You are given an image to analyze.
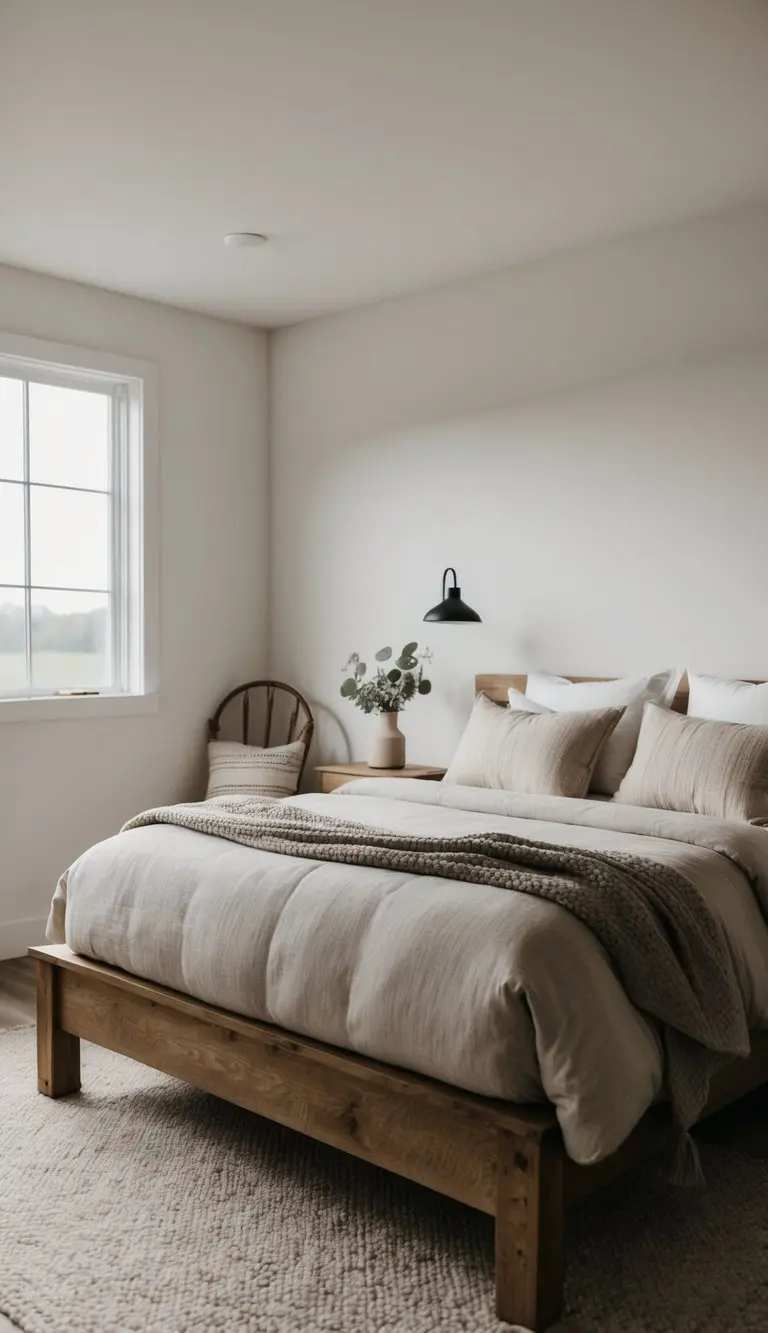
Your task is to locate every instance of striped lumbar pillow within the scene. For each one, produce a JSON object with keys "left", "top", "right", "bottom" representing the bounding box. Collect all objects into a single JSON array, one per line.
[
  {"left": 615, "top": 703, "right": 768, "bottom": 823},
  {"left": 206, "top": 739, "right": 305, "bottom": 800}
]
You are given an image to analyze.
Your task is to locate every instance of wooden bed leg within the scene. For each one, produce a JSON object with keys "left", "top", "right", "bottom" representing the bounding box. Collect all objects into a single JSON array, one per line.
[
  {"left": 36, "top": 959, "right": 81, "bottom": 1097},
  {"left": 495, "top": 1125, "right": 565, "bottom": 1331}
]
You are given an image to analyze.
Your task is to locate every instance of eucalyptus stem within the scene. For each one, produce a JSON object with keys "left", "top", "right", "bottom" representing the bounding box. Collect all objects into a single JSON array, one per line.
[{"left": 340, "top": 642, "right": 433, "bottom": 715}]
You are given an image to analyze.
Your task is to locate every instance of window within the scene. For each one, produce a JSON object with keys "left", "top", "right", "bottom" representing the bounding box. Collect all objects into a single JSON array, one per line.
[{"left": 0, "top": 333, "right": 158, "bottom": 714}]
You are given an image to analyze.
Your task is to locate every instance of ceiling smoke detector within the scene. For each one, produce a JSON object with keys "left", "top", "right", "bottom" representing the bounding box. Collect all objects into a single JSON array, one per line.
[{"left": 223, "top": 233, "right": 268, "bottom": 248}]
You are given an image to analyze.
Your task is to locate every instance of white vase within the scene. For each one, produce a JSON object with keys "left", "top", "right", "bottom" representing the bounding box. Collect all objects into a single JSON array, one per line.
[{"left": 369, "top": 711, "right": 406, "bottom": 769}]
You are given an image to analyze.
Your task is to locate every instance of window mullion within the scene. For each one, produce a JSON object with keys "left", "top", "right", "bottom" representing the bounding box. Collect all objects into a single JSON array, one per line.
[
  {"left": 111, "top": 386, "right": 127, "bottom": 693},
  {"left": 22, "top": 380, "right": 32, "bottom": 690}
]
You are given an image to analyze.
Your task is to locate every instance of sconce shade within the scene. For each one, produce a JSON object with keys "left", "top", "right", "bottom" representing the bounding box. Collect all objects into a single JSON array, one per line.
[{"left": 423, "top": 567, "right": 482, "bottom": 623}]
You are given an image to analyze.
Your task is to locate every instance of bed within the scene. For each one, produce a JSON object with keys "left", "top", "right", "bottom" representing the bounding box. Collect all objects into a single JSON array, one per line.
[{"left": 32, "top": 673, "right": 768, "bottom": 1331}]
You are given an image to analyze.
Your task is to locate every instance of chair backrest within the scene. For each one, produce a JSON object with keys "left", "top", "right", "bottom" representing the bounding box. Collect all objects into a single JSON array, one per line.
[{"left": 207, "top": 680, "right": 314, "bottom": 789}]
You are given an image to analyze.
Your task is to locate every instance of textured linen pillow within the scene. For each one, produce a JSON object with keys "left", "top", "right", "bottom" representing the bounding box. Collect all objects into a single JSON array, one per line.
[
  {"left": 207, "top": 739, "right": 305, "bottom": 799},
  {"left": 688, "top": 673, "right": 768, "bottom": 725},
  {"left": 614, "top": 703, "right": 768, "bottom": 823},
  {"left": 444, "top": 693, "right": 624, "bottom": 797},
  {"left": 523, "top": 669, "right": 682, "bottom": 796}
]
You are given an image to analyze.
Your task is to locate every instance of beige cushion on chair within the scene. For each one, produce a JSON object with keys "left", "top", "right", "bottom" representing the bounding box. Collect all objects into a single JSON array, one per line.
[
  {"left": 206, "top": 739, "right": 305, "bottom": 799},
  {"left": 615, "top": 703, "right": 768, "bottom": 823},
  {"left": 444, "top": 693, "right": 624, "bottom": 798}
]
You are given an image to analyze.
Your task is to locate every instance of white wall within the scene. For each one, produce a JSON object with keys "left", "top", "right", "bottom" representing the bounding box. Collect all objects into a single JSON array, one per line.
[
  {"left": 269, "top": 202, "right": 768, "bottom": 770},
  {"left": 0, "top": 265, "right": 268, "bottom": 957}
]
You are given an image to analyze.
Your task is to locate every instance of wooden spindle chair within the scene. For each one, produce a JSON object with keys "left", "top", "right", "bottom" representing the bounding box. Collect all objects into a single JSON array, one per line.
[{"left": 207, "top": 681, "right": 314, "bottom": 792}]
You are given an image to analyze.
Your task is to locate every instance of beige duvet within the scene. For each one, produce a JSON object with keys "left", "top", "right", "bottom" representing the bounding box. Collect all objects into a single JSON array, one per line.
[{"left": 48, "top": 780, "right": 768, "bottom": 1165}]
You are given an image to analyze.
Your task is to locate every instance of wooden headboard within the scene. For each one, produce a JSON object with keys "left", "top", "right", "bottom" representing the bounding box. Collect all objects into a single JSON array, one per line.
[{"left": 475, "top": 673, "right": 691, "bottom": 713}]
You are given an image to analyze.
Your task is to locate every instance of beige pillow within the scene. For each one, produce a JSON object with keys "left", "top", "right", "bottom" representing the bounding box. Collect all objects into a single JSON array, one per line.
[
  {"left": 444, "top": 694, "right": 624, "bottom": 798},
  {"left": 522, "top": 668, "right": 682, "bottom": 795},
  {"left": 207, "top": 739, "right": 305, "bottom": 799},
  {"left": 614, "top": 703, "right": 768, "bottom": 823}
]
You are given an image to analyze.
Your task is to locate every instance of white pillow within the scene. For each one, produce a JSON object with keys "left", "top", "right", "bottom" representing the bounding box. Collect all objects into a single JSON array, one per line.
[
  {"left": 688, "top": 673, "right": 768, "bottom": 725},
  {"left": 506, "top": 686, "right": 549, "bottom": 715},
  {"left": 207, "top": 739, "right": 305, "bottom": 799},
  {"left": 519, "top": 669, "right": 682, "bottom": 796}
]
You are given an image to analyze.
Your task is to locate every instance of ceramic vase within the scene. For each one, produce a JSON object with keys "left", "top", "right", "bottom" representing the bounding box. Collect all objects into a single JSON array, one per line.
[{"left": 369, "top": 710, "right": 406, "bottom": 769}]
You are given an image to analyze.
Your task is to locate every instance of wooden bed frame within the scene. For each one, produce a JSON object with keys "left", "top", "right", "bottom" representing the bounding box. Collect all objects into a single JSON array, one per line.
[
  {"left": 476, "top": 670, "right": 694, "bottom": 712},
  {"left": 30, "top": 670, "right": 768, "bottom": 1330}
]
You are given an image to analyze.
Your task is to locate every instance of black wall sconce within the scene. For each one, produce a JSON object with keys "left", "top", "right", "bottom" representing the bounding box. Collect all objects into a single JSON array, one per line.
[{"left": 423, "top": 567, "right": 482, "bottom": 623}]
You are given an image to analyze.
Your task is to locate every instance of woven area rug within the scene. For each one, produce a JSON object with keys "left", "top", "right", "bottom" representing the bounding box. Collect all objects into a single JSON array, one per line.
[{"left": 1, "top": 1029, "right": 766, "bottom": 1332}]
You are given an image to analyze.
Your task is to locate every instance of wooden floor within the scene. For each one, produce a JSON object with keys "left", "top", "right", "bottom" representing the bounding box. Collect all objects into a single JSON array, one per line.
[
  {"left": 0, "top": 962, "right": 37, "bottom": 1333},
  {"left": 0, "top": 960, "right": 38, "bottom": 1332},
  {"left": 0, "top": 956, "right": 35, "bottom": 1028},
  {"left": 1, "top": 954, "right": 766, "bottom": 1157}
]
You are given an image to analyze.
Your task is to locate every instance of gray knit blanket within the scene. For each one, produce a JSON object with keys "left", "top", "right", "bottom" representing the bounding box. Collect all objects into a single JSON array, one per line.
[{"left": 123, "top": 795, "right": 750, "bottom": 1171}]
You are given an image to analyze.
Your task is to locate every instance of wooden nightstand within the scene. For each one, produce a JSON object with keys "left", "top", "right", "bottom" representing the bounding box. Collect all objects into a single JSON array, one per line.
[{"left": 315, "top": 762, "right": 446, "bottom": 794}]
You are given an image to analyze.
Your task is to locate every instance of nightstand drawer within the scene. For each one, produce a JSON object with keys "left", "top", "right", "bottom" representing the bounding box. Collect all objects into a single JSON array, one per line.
[{"left": 319, "top": 772, "right": 358, "bottom": 794}]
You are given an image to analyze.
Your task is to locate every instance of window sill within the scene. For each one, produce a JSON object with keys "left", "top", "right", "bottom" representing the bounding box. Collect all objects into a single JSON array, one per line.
[{"left": 0, "top": 693, "right": 160, "bottom": 723}]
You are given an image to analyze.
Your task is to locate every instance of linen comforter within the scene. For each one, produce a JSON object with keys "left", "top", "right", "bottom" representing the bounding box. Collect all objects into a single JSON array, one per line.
[{"left": 47, "top": 780, "right": 768, "bottom": 1166}]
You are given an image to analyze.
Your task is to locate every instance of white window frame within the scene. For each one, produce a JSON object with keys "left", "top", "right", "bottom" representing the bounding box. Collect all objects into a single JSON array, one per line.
[{"left": 0, "top": 330, "right": 159, "bottom": 722}]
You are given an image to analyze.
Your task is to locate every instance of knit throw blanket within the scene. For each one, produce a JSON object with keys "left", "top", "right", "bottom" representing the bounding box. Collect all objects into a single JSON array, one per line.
[{"left": 123, "top": 796, "right": 751, "bottom": 1178}]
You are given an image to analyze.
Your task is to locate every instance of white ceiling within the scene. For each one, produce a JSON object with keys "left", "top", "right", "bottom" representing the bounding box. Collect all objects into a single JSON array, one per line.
[{"left": 2, "top": 0, "right": 767, "bottom": 327}]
